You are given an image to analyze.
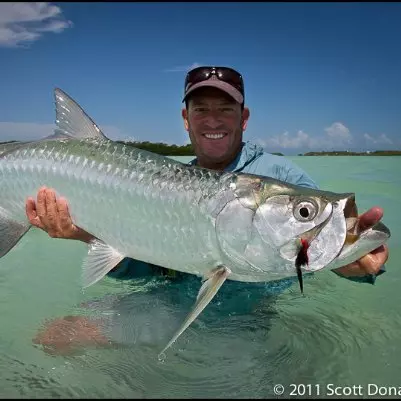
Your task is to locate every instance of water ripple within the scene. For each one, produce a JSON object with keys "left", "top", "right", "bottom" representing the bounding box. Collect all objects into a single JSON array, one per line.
[{"left": 33, "top": 273, "right": 399, "bottom": 398}]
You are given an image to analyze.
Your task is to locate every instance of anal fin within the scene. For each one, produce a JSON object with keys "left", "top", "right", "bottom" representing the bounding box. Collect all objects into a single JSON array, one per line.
[
  {"left": 0, "top": 206, "right": 30, "bottom": 259},
  {"left": 158, "top": 265, "right": 231, "bottom": 358},
  {"left": 82, "top": 239, "right": 125, "bottom": 288}
]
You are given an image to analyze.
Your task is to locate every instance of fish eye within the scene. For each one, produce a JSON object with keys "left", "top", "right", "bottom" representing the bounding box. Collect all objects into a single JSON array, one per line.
[{"left": 294, "top": 200, "right": 318, "bottom": 221}]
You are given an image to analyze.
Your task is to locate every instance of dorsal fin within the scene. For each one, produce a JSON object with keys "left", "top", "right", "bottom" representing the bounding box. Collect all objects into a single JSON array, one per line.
[{"left": 53, "top": 88, "right": 109, "bottom": 140}]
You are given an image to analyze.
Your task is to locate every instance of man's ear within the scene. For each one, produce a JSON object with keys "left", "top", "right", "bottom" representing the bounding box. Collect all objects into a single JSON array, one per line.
[
  {"left": 241, "top": 107, "right": 250, "bottom": 131},
  {"left": 182, "top": 108, "right": 189, "bottom": 131}
]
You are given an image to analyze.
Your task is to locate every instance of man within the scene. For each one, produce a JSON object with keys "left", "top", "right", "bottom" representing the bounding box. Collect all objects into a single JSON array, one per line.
[{"left": 29, "top": 66, "right": 388, "bottom": 353}]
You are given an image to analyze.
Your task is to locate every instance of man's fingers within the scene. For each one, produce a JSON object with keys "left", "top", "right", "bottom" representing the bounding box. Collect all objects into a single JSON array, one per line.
[
  {"left": 355, "top": 254, "right": 379, "bottom": 275},
  {"left": 57, "top": 197, "right": 74, "bottom": 231},
  {"left": 338, "top": 206, "right": 388, "bottom": 278},
  {"left": 35, "top": 187, "right": 48, "bottom": 222},
  {"left": 358, "top": 206, "right": 383, "bottom": 231},
  {"left": 355, "top": 245, "right": 388, "bottom": 275},
  {"left": 25, "top": 197, "right": 45, "bottom": 229},
  {"left": 334, "top": 262, "right": 367, "bottom": 277},
  {"left": 334, "top": 259, "right": 377, "bottom": 277},
  {"left": 335, "top": 244, "right": 389, "bottom": 278},
  {"left": 25, "top": 197, "right": 37, "bottom": 222},
  {"left": 30, "top": 187, "right": 65, "bottom": 235},
  {"left": 45, "top": 188, "right": 60, "bottom": 228},
  {"left": 365, "top": 244, "right": 389, "bottom": 267},
  {"left": 25, "top": 188, "right": 82, "bottom": 240}
]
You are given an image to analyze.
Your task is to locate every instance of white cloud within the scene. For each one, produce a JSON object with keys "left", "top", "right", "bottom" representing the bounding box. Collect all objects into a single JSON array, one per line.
[
  {"left": 363, "top": 133, "right": 393, "bottom": 145},
  {"left": 363, "top": 133, "right": 373, "bottom": 142},
  {"left": 256, "top": 122, "right": 354, "bottom": 151},
  {"left": 0, "top": 2, "right": 72, "bottom": 48},
  {"left": 0, "top": 122, "right": 125, "bottom": 142},
  {"left": 164, "top": 62, "right": 203, "bottom": 73},
  {"left": 324, "top": 122, "right": 351, "bottom": 143},
  {"left": 256, "top": 130, "right": 313, "bottom": 149}
]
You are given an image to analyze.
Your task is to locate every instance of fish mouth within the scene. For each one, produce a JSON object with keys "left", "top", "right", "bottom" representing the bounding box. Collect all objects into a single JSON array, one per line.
[{"left": 343, "top": 195, "right": 360, "bottom": 245}]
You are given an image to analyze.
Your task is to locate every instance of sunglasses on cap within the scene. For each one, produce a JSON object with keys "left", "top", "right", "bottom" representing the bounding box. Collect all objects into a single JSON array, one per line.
[{"left": 184, "top": 66, "right": 245, "bottom": 103}]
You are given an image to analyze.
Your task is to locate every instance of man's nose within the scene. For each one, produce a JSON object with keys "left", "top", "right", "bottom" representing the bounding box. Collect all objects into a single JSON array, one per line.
[{"left": 204, "top": 113, "right": 223, "bottom": 129}]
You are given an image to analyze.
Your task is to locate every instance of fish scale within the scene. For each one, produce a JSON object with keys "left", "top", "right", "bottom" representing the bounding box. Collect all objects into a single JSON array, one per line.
[
  {"left": 0, "top": 87, "right": 390, "bottom": 356},
  {"left": 1, "top": 138, "right": 232, "bottom": 276}
]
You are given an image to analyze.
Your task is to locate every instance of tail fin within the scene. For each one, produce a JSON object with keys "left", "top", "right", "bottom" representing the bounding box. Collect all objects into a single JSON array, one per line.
[{"left": 0, "top": 207, "right": 30, "bottom": 259}]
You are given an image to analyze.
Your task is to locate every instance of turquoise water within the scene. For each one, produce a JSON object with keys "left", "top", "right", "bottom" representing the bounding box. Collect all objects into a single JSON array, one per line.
[{"left": 0, "top": 156, "right": 400, "bottom": 398}]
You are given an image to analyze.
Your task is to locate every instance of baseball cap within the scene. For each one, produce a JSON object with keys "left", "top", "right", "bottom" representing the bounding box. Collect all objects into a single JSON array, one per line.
[{"left": 183, "top": 66, "right": 245, "bottom": 104}]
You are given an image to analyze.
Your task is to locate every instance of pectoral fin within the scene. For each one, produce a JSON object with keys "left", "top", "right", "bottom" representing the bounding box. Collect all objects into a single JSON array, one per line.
[
  {"left": 0, "top": 207, "right": 30, "bottom": 259},
  {"left": 158, "top": 265, "right": 231, "bottom": 358},
  {"left": 82, "top": 239, "right": 125, "bottom": 288}
]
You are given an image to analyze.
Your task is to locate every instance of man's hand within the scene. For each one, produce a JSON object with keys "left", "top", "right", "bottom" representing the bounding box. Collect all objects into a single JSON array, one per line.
[
  {"left": 333, "top": 206, "right": 389, "bottom": 278},
  {"left": 26, "top": 186, "right": 94, "bottom": 243}
]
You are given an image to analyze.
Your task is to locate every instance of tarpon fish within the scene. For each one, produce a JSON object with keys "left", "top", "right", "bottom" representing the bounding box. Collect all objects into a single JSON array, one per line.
[{"left": 0, "top": 89, "right": 390, "bottom": 356}]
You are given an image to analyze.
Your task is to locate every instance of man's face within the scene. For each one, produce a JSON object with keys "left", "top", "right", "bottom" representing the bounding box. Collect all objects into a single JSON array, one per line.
[{"left": 182, "top": 87, "right": 250, "bottom": 169}]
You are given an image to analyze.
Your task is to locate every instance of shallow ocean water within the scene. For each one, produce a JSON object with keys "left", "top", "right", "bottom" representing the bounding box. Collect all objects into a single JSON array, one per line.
[{"left": 0, "top": 156, "right": 400, "bottom": 398}]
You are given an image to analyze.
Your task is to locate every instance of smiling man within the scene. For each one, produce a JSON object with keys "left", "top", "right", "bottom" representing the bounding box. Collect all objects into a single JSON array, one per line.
[
  {"left": 182, "top": 80, "right": 248, "bottom": 171},
  {"left": 180, "top": 66, "right": 388, "bottom": 281},
  {"left": 28, "top": 66, "right": 388, "bottom": 353}
]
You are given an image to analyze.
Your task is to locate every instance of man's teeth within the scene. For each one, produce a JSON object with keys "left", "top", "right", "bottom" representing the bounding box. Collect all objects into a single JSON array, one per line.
[{"left": 204, "top": 133, "right": 226, "bottom": 139}]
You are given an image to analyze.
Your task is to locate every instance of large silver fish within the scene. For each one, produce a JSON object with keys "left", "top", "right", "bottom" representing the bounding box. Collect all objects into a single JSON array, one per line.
[{"left": 0, "top": 89, "right": 390, "bottom": 356}]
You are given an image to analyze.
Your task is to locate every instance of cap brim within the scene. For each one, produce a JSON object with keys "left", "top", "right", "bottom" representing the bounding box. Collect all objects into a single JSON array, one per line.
[{"left": 183, "top": 80, "right": 244, "bottom": 104}]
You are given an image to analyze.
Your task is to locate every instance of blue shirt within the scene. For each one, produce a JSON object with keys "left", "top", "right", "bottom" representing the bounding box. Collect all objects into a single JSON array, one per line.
[{"left": 108, "top": 141, "right": 384, "bottom": 285}]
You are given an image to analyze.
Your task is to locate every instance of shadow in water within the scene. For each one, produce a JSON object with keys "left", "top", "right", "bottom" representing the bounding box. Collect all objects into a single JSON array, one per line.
[{"left": 77, "top": 274, "right": 296, "bottom": 351}]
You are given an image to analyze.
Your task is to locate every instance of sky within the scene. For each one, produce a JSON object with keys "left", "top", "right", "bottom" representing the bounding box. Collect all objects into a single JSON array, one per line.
[{"left": 0, "top": 2, "right": 400, "bottom": 155}]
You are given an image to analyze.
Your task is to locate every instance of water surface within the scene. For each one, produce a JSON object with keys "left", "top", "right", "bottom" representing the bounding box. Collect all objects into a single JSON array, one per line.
[{"left": 0, "top": 156, "right": 400, "bottom": 398}]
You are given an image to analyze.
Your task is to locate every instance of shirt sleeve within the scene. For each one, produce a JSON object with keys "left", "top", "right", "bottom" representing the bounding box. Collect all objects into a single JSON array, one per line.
[
  {"left": 279, "top": 159, "right": 320, "bottom": 189},
  {"left": 250, "top": 154, "right": 320, "bottom": 189}
]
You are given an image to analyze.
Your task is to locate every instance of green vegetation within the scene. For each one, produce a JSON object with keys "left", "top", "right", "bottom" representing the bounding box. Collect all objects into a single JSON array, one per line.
[
  {"left": 0, "top": 139, "right": 196, "bottom": 156},
  {"left": 116, "top": 140, "right": 195, "bottom": 156},
  {"left": 1, "top": 140, "right": 399, "bottom": 156},
  {"left": 115, "top": 141, "right": 284, "bottom": 156}
]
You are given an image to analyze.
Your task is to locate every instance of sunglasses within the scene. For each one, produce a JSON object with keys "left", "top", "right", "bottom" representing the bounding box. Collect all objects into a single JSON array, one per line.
[{"left": 184, "top": 66, "right": 245, "bottom": 97}]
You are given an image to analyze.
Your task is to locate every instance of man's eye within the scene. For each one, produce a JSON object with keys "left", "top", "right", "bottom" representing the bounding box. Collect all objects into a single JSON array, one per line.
[
  {"left": 194, "top": 107, "right": 208, "bottom": 112},
  {"left": 220, "top": 107, "right": 234, "bottom": 112}
]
